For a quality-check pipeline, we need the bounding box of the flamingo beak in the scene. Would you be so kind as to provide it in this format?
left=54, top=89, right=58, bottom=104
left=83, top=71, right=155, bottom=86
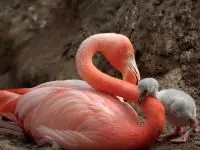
left=123, top=59, right=140, bottom=85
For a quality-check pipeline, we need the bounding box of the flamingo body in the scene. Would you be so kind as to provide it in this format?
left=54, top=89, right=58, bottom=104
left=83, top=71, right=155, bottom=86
left=138, top=77, right=199, bottom=143
left=0, top=33, right=165, bottom=149
left=157, top=89, right=196, bottom=127
left=5, top=81, right=140, bottom=149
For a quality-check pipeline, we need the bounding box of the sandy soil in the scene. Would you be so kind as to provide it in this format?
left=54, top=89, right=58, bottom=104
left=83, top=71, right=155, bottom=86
left=0, top=0, right=199, bottom=149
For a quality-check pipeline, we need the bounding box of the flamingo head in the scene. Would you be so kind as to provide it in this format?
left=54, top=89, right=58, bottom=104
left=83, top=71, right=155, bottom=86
left=102, top=34, right=141, bottom=85
left=138, top=77, right=159, bottom=104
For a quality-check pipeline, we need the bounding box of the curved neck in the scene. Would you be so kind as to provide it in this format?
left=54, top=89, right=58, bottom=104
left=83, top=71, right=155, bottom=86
left=76, top=35, right=139, bottom=102
left=128, top=96, right=165, bottom=149
left=76, top=35, right=165, bottom=148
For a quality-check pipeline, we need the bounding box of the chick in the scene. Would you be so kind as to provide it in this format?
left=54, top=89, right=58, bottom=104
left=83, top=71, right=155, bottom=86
left=138, top=77, right=199, bottom=143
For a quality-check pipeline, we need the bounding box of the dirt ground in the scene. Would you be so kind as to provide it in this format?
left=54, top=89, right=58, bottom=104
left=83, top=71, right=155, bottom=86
left=0, top=0, right=200, bottom=149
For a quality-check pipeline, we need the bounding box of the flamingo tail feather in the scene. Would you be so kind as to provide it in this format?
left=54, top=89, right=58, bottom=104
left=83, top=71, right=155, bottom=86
left=4, top=88, right=31, bottom=95
left=0, top=90, right=21, bottom=115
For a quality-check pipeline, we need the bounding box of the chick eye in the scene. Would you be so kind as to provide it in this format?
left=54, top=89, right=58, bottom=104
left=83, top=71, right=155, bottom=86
left=144, top=90, right=148, bottom=93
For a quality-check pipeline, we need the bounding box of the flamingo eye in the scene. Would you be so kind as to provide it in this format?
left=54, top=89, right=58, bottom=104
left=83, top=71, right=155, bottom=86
left=126, top=52, right=134, bottom=60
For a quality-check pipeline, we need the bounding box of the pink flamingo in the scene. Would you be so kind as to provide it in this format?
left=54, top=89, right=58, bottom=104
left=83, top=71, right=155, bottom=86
left=0, top=33, right=165, bottom=150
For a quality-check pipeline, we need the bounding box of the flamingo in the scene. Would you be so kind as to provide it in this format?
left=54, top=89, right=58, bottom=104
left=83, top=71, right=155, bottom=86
left=138, top=77, right=199, bottom=143
left=0, top=33, right=165, bottom=150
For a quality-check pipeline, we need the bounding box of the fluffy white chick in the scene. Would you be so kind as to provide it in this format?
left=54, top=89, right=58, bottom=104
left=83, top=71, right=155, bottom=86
left=138, top=77, right=199, bottom=143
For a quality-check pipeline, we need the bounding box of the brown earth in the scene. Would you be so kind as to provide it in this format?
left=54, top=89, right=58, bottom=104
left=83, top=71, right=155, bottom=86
left=0, top=0, right=200, bottom=149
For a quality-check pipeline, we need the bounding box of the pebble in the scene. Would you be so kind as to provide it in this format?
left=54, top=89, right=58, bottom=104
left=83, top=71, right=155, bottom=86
left=195, top=141, right=200, bottom=146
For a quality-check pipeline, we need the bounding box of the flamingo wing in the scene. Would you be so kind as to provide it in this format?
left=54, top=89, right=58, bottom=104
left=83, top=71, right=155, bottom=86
left=33, top=80, right=92, bottom=90
left=15, top=86, right=138, bottom=149
left=33, top=80, right=139, bottom=122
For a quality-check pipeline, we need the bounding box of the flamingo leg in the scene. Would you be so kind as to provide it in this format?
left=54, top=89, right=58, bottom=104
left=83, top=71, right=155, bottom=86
left=0, top=117, right=24, bottom=136
left=157, top=126, right=182, bottom=142
left=171, top=119, right=198, bottom=143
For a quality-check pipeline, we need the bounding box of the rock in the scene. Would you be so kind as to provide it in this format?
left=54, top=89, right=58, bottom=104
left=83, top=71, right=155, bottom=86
left=0, top=0, right=200, bottom=149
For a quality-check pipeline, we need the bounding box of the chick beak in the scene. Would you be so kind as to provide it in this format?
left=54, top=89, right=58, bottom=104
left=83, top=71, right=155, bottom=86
left=138, top=90, right=148, bottom=105
left=123, top=59, right=140, bottom=85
